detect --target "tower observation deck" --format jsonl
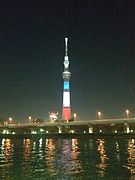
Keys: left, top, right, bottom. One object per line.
{"left": 62, "top": 38, "right": 71, "bottom": 121}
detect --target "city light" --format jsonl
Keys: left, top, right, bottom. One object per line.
{"left": 40, "top": 128, "right": 44, "bottom": 132}
{"left": 28, "top": 116, "right": 32, "bottom": 123}
{"left": 31, "top": 130, "right": 37, "bottom": 134}
{"left": 9, "top": 117, "right": 13, "bottom": 124}
{"left": 126, "top": 110, "right": 130, "bottom": 119}
{"left": 74, "top": 113, "right": 77, "bottom": 121}
{"left": 98, "top": 112, "right": 102, "bottom": 119}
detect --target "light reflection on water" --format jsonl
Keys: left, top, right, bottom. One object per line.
{"left": 0, "top": 138, "right": 14, "bottom": 178}
{"left": 23, "top": 139, "right": 32, "bottom": 177}
{"left": 0, "top": 137, "right": 134, "bottom": 179}
{"left": 45, "top": 139, "right": 56, "bottom": 176}
{"left": 124, "top": 139, "right": 135, "bottom": 178}
{"left": 96, "top": 139, "right": 109, "bottom": 178}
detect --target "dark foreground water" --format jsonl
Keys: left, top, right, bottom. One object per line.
{"left": 0, "top": 136, "right": 135, "bottom": 179}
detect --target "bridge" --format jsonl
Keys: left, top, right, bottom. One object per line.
{"left": 0, "top": 118, "right": 135, "bottom": 135}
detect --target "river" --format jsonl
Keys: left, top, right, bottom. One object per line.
{"left": 0, "top": 136, "right": 134, "bottom": 179}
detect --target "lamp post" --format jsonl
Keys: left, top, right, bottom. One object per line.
{"left": 74, "top": 113, "right": 77, "bottom": 121}
{"left": 98, "top": 112, "right": 101, "bottom": 120}
{"left": 126, "top": 110, "right": 130, "bottom": 119}
{"left": 9, "top": 117, "right": 12, "bottom": 124}
{"left": 29, "top": 116, "right": 32, "bottom": 123}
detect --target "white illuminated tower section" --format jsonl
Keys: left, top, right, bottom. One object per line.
{"left": 62, "top": 38, "right": 71, "bottom": 120}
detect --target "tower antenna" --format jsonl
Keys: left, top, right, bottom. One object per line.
{"left": 65, "top": 37, "right": 68, "bottom": 57}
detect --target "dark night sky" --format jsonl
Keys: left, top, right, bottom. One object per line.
{"left": 0, "top": 0, "right": 135, "bottom": 122}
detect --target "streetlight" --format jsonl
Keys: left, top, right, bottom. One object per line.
{"left": 98, "top": 112, "right": 101, "bottom": 120}
{"left": 9, "top": 117, "right": 12, "bottom": 124}
{"left": 126, "top": 110, "right": 130, "bottom": 119}
{"left": 74, "top": 113, "right": 77, "bottom": 121}
{"left": 29, "top": 116, "right": 32, "bottom": 123}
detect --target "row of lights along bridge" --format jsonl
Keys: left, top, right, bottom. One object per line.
{"left": 0, "top": 109, "right": 131, "bottom": 125}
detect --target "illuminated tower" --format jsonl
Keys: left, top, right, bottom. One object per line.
{"left": 62, "top": 38, "right": 71, "bottom": 120}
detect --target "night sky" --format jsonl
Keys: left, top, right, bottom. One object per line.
{"left": 1, "top": 0, "right": 135, "bottom": 122}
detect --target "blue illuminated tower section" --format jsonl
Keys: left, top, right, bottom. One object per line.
{"left": 62, "top": 38, "right": 71, "bottom": 120}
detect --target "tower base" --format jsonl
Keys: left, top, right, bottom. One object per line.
{"left": 62, "top": 107, "right": 71, "bottom": 121}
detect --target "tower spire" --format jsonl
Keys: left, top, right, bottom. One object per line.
{"left": 64, "top": 38, "right": 69, "bottom": 70}
{"left": 65, "top": 37, "right": 68, "bottom": 57}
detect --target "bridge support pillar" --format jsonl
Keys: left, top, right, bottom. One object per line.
{"left": 124, "top": 123, "right": 130, "bottom": 133}
{"left": 88, "top": 125, "right": 93, "bottom": 133}
{"left": 58, "top": 126, "right": 62, "bottom": 133}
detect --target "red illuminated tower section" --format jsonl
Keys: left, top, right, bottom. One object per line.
{"left": 62, "top": 38, "right": 71, "bottom": 121}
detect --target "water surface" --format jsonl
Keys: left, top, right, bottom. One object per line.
{"left": 0, "top": 136, "right": 134, "bottom": 179}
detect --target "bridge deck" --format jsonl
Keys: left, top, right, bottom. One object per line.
{"left": 0, "top": 118, "right": 135, "bottom": 128}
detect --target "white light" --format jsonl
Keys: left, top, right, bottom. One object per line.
{"left": 29, "top": 116, "right": 32, "bottom": 123}
{"left": 65, "top": 56, "right": 68, "bottom": 60}
{"left": 2, "top": 129, "right": 6, "bottom": 134}
{"left": 74, "top": 113, "right": 77, "bottom": 120}
{"left": 39, "top": 138, "right": 43, "bottom": 147}
{"left": 6, "top": 130, "right": 9, "bottom": 134}
{"left": 70, "top": 130, "right": 74, "bottom": 133}
{"left": 126, "top": 110, "right": 130, "bottom": 119}
{"left": 98, "top": 112, "right": 101, "bottom": 119}
{"left": 31, "top": 130, "right": 37, "bottom": 134}
{"left": 2, "top": 138, "right": 5, "bottom": 146}
{"left": 3, "top": 129, "right": 10, "bottom": 134}
{"left": 65, "top": 37, "right": 68, "bottom": 42}
{"left": 9, "top": 117, "right": 12, "bottom": 121}
{"left": 9, "top": 117, "right": 13, "bottom": 123}
{"left": 63, "top": 92, "right": 70, "bottom": 107}
{"left": 33, "top": 142, "right": 36, "bottom": 150}
{"left": 40, "top": 128, "right": 44, "bottom": 132}
{"left": 64, "top": 58, "right": 69, "bottom": 69}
